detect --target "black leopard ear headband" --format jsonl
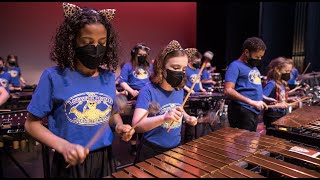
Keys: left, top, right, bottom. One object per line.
{"left": 62, "top": 2, "right": 116, "bottom": 21}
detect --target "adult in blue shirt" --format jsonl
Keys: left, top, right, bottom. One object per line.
{"left": 6, "top": 54, "right": 27, "bottom": 91}
{"left": 224, "top": 37, "right": 268, "bottom": 132}
{"left": 24, "top": 3, "right": 134, "bottom": 178}
{"left": 132, "top": 40, "right": 197, "bottom": 163}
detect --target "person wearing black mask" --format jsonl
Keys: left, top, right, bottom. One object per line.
{"left": 0, "top": 57, "right": 14, "bottom": 92}
{"left": 262, "top": 57, "right": 299, "bottom": 130}
{"left": 224, "top": 37, "right": 268, "bottom": 132}
{"left": 6, "top": 54, "right": 27, "bottom": 91}
{"left": 119, "top": 43, "right": 152, "bottom": 100}
{"left": 132, "top": 40, "right": 197, "bottom": 163}
{"left": 118, "top": 43, "right": 152, "bottom": 155}
{"left": 24, "top": 3, "right": 135, "bottom": 178}
{"left": 183, "top": 48, "right": 207, "bottom": 94}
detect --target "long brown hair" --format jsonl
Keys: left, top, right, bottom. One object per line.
{"left": 130, "top": 43, "right": 151, "bottom": 76}
{"left": 266, "top": 57, "right": 293, "bottom": 102}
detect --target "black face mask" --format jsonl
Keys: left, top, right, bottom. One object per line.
{"left": 192, "top": 63, "right": 201, "bottom": 69}
{"left": 137, "top": 56, "right": 147, "bottom": 65}
{"left": 281, "top": 73, "right": 291, "bottom": 81}
{"left": 0, "top": 67, "right": 3, "bottom": 72}
{"left": 206, "top": 67, "right": 211, "bottom": 70}
{"left": 75, "top": 44, "right": 106, "bottom": 70}
{"left": 165, "top": 69, "right": 186, "bottom": 89}
{"left": 8, "top": 59, "right": 16, "bottom": 66}
{"left": 247, "top": 58, "right": 261, "bottom": 67}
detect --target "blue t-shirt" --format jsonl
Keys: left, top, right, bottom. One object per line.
{"left": 225, "top": 60, "right": 263, "bottom": 114}
{"left": 263, "top": 80, "right": 286, "bottom": 114}
{"left": 119, "top": 62, "right": 152, "bottom": 90}
{"left": 0, "top": 71, "right": 12, "bottom": 92}
{"left": 27, "top": 66, "right": 116, "bottom": 151}
{"left": 7, "top": 67, "right": 21, "bottom": 87}
{"left": 287, "top": 68, "right": 299, "bottom": 85}
{"left": 201, "top": 69, "right": 212, "bottom": 89}
{"left": 185, "top": 66, "right": 201, "bottom": 92}
{"left": 135, "top": 83, "right": 184, "bottom": 148}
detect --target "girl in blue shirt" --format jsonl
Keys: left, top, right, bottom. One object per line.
{"left": 263, "top": 57, "right": 293, "bottom": 129}
{"left": 132, "top": 40, "right": 197, "bottom": 163}
{"left": 24, "top": 3, "right": 134, "bottom": 178}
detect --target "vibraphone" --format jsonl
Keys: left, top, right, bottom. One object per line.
{"left": 109, "top": 127, "right": 320, "bottom": 178}
{"left": 268, "top": 106, "right": 320, "bottom": 148}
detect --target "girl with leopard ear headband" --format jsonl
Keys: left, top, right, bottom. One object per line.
{"left": 24, "top": 2, "right": 135, "bottom": 178}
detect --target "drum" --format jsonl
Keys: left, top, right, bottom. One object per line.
{"left": 110, "top": 127, "right": 320, "bottom": 178}
{"left": 211, "top": 73, "right": 222, "bottom": 82}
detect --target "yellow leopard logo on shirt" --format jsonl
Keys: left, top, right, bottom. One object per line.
{"left": 8, "top": 70, "right": 18, "bottom": 78}
{"left": 248, "top": 70, "right": 261, "bottom": 85}
{"left": 65, "top": 92, "right": 113, "bottom": 126}
{"left": 0, "top": 78, "right": 8, "bottom": 87}
{"left": 160, "top": 103, "right": 182, "bottom": 129}
{"left": 133, "top": 68, "right": 149, "bottom": 79}
{"left": 190, "top": 74, "right": 200, "bottom": 83}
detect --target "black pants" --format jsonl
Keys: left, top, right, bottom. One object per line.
{"left": 228, "top": 101, "right": 259, "bottom": 132}
{"left": 51, "top": 146, "right": 115, "bottom": 178}
{"left": 263, "top": 110, "right": 286, "bottom": 129}
{"left": 134, "top": 137, "right": 179, "bottom": 164}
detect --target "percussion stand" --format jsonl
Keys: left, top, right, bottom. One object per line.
{"left": 0, "top": 136, "right": 31, "bottom": 178}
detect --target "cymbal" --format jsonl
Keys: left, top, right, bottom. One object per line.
{"left": 299, "top": 72, "right": 320, "bottom": 80}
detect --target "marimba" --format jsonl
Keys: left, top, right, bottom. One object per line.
{"left": 109, "top": 127, "right": 320, "bottom": 178}
{"left": 268, "top": 105, "right": 320, "bottom": 148}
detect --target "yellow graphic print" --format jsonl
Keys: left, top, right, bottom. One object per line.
{"left": 160, "top": 103, "right": 182, "bottom": 129}
{"left": 65, "top": 92, "right": 113, "bottom": 126}
{"left": 0, "top": 78, "right": 8, "bottom": 87}
{"left": 133, "top": 68, "right": 149, "bottom": 79}
{"left": 248, "top": 70, "right": 261, "bottom": 85}
{"left": 190, "top": 74, "right": 200, "bottom": 83}
{"left": 9, "top": 70, "right": 18, "bottom": 78}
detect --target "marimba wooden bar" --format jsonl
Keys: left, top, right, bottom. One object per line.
{"left": 109, "top": 127, "right": 320, "bottom": 178}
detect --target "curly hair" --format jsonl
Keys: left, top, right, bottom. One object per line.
{"left": 242, "top": 37, "right": 266, "bottom": 53}
{"left": 150, "top": 49, "right": 187, "bottom": 85}
{"left": 50, "top": 7, "right": 119, "bottom": 72}
{"left": 266, "top": 57, "right": 293, "bottom": 101}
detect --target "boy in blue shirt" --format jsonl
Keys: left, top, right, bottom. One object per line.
{"left": 224, "top": 37, "right": 268, "bottom": 132}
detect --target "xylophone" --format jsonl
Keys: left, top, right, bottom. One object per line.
{"left": 269, "top": 105, "right": 320, "bottom": 148}
{"left": 109, "top": 127, "right": 320, "bottom": 178}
